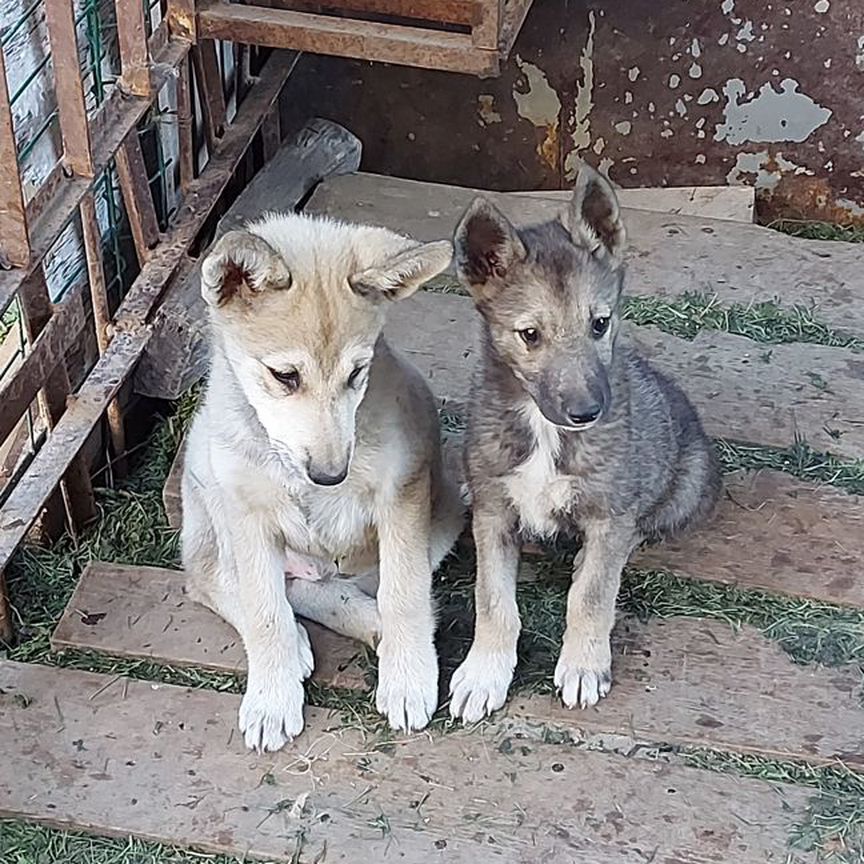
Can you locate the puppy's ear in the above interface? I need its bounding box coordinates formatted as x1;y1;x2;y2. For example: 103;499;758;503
454;197;526;302
565;163;626;261
349;240;453;302
200;230;291;308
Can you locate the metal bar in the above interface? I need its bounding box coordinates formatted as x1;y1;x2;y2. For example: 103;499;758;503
80;191;127;472
116;0;152;98
196;0;499;76
43;0;94;177
116;132;161;263
0;38;189;321
0;45;30;268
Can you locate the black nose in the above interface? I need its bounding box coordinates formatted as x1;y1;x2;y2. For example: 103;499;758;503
308;466;348;486
565;403;602;426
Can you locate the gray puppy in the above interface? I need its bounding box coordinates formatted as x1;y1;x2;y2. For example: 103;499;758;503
449;165;721;722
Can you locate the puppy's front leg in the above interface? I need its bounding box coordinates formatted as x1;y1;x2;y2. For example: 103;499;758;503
375;467;439;732
554;518;638;709
233;519;314;752
449;495;520;722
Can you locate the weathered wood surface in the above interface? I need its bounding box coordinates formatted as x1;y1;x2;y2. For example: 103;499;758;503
50;564;864;766
385;291;864;461
52;562;368;690
0;661;817;862
308;173;864;337
135;117;363;400
512;616;864;768
633;468;864;607
516;184;755;222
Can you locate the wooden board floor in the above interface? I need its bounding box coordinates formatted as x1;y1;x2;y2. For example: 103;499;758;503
6;170;863;860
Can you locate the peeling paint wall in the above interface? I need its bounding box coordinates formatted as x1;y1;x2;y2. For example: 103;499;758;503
282;0;864;224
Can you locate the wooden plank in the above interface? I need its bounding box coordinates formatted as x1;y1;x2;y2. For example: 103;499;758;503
499;0;533;58
197;0;500;76
307;173;864;337
0;288;85;445
49;563;864;769
513;616;864;768
385;291;864;461
633;468;864;607
116;0;152;98
80;191;127;469
17;271;96;531
0;44;30;268
265;0;482;27
516;184;756;223
0;329;150;574
0;660;818;862
0;38;189;320
175;56;195;193
43;0;94;177
115;132;161;263
192;39;227;149
52;562;369;689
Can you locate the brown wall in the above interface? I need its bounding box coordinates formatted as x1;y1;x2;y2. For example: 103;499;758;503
283;0;864;223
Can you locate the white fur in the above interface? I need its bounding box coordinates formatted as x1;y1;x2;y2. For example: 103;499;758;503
504;401;571;537
182;213;463;751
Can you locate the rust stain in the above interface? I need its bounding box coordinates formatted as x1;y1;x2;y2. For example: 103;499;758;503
759;175;864;228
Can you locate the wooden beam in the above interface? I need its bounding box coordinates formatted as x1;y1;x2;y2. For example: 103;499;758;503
80;191;127;469
166;0;197;41
0;45;30;268
197;0;500;76
115;0;152;98
115;131;161;263
17;271;96;530
263;0;481;27
0;329;149;573
0;38;189;320
176;57;195;192
44;0;94;177
191;39;227;151
0;288;85;446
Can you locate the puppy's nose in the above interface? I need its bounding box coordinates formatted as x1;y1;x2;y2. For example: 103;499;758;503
308;466;348;486
565;402;602;426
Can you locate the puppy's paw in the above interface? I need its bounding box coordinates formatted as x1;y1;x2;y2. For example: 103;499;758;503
449;646;515;723
296;621;315;680
239;659;307;752
375;638;438;732
554;636;612;709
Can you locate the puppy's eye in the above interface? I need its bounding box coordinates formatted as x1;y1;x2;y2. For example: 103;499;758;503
518;328;540;347
347;365;367;389
268;367;300;392
591;316;611;338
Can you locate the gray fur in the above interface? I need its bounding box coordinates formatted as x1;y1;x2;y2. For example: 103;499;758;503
449;165;721;721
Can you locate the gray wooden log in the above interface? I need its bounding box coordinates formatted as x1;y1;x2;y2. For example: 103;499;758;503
134;118;362;399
